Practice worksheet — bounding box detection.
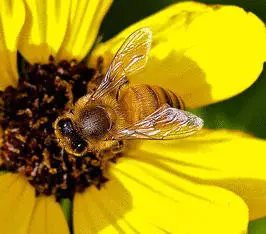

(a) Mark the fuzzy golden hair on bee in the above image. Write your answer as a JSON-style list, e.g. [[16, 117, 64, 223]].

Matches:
[[54, 92, 128, 156], [72, 93, 128, 138], [54, 28, 203, 157]]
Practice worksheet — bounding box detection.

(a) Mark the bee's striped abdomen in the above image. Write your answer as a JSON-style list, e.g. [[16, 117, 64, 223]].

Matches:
[[153, 86, 185, 110], [118, 84, 185, 124]]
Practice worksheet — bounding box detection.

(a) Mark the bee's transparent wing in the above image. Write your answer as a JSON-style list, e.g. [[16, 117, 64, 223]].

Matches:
[[110, 104, 204, 140], [92, 28, 152, 99]]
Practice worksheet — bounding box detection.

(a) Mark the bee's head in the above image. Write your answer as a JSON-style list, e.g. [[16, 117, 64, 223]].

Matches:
[[54, 105, 112, 156], [54, 117, 88, 156]]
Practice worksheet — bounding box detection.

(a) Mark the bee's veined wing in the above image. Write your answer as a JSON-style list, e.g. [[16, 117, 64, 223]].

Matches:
[[92, 28, 152, 99], [109, 104, 204, 140]]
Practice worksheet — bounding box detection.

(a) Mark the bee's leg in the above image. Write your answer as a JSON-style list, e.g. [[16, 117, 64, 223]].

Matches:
[[109, 140, 125, 163], [86, 87, 94, 97], [110, 140, 124, 154], [98, 141, 125, 163], [87, 56, 106, 93], [87, 74, 105, 93], [96, 56, 104, 74]]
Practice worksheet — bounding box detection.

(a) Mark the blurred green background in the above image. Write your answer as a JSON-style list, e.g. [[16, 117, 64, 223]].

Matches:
[[98, 0, 266, 233]]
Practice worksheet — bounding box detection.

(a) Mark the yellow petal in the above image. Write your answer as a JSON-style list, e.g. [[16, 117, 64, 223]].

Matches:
[[89, 1, 266, 108], [0, 173, 36, 234], [19, 0, 71, 64], [56, 0, 113, 62], [0, 0, 25, 90], [134, 129, 266, 220], [74, 159, 248, 234], [29, 196, 70, 234]]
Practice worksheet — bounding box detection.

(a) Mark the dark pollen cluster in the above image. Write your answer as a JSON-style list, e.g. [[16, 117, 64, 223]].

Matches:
[[0, 57, 114, 200]]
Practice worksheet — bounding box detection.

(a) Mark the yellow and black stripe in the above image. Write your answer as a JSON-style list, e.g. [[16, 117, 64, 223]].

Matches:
[[118, 84, 185, 124]]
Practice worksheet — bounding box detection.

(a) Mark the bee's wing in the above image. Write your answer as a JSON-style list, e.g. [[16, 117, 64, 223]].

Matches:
[[109, 104, 204, 140], [92, 28, 152, 99]]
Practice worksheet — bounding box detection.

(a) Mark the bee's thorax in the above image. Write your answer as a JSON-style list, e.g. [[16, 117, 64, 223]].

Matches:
[[77, 106, 112, 140]]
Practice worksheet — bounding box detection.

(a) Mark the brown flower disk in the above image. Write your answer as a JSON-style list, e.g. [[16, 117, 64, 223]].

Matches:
[[0, 57, 112, 200]]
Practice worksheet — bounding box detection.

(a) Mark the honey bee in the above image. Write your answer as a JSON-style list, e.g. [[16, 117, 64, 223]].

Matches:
[[54, 28, 203, 156]]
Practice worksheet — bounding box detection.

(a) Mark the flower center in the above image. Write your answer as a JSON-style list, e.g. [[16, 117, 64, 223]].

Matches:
[[0, 56, 123, 200]]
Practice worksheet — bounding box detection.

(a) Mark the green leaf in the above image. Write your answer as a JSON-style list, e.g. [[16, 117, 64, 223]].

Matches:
[[60, 198, 73, 228], [249, 218, 266, 234]]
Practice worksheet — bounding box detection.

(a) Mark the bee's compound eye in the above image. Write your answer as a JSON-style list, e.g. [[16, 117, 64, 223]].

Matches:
[[57, 119, 74, 136], [73, 140, 88, 155], [56, 118, 88, 156]]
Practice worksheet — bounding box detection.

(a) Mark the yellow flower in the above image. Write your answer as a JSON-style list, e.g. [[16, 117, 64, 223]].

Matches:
[[0, 1, 265, 234]]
